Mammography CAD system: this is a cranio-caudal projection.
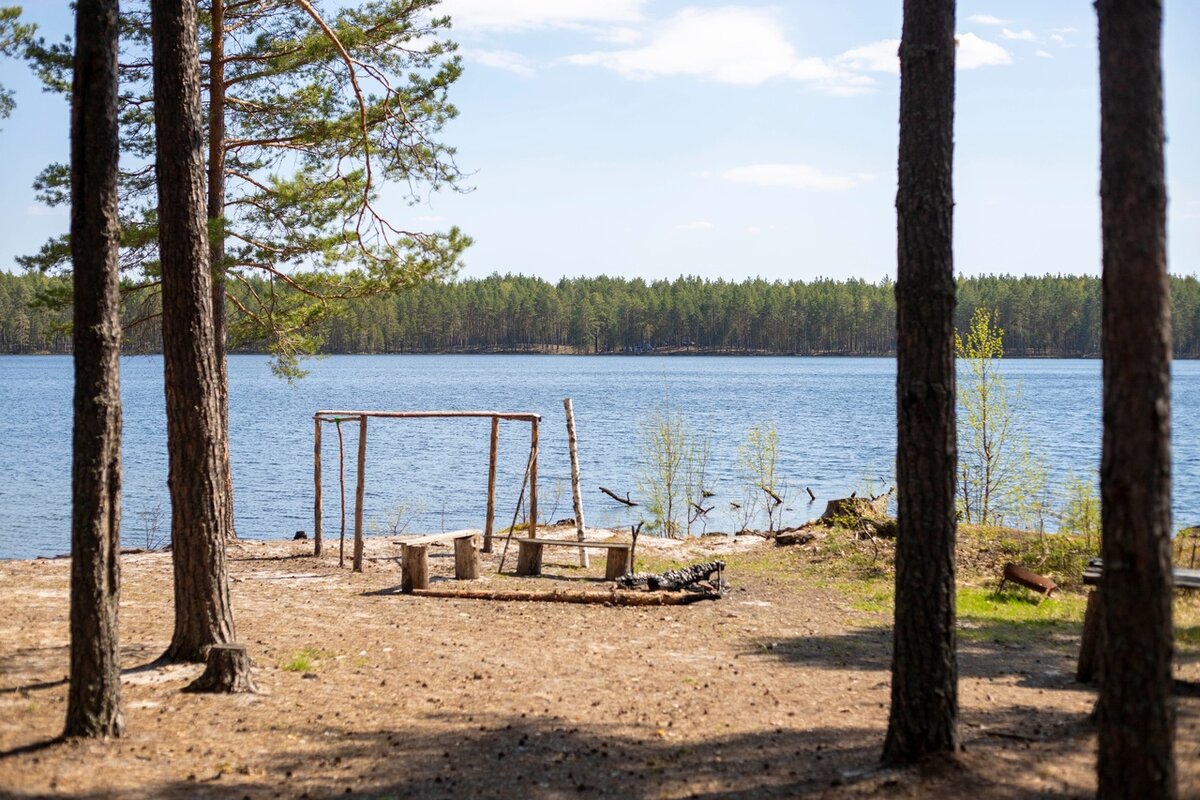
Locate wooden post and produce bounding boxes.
[353,415,367,572]
[313,417,322,556]
[455,534,480,580]
[563,398,589,568]
[604,546,631,581]
[337,419,347,568]
[529,417,539,540]
[1076,589,1102,683]
[484,417,499,553]
[402,544,429,592]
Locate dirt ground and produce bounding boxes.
[1,528,1198,799]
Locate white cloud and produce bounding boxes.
[721,164,873,191]
[595,26,641,45]
[675,220,715,231]
[837,39,899,74]
[835,34,1011,74]
[567,7,872,94]
[1036,50,1053,59]
[440,0,646,31]
[1000,28,1037,42]
[956,33,1012,69]
[746,226,762,235]
[416,214,447,223]
[968,14,1011,26]
[465,49,537,77]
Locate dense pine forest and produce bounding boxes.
[3,270,1200,357]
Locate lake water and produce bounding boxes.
[1,354,1198,559]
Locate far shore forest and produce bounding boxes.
[4,270,1200,358]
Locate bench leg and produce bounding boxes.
[605,547,630,581]
[454,535,480,580]
[1076,589,1101,683]
[516,542,543,576]
[402,544,430,593]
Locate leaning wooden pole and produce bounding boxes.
[563,398,589,567]
[529,417,539,539]
[352,415,368,572]
[483,416,499,553]
[313,417,322,556]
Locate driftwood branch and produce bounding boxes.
[806,487,817,502]
[599,486,639,507]
[761,485,783,506]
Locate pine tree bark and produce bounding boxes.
[1096,1,1176,796]
[65,0,124,739]
[207,0,236,541]
[152,0,237,663]
[883,0,958,765]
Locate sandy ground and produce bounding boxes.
[1,528,1198,799]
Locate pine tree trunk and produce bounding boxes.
[65,0,124,739]
[1096,1,1176,796]
[884,0,958,765]
[208,0,236,541]
[152,0,237,663]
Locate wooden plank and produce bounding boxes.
[397,529,483,547]
[508,538,631,549]
[316,410,541,422]
[1082,558,1198,590]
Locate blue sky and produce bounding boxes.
[1,0,1197,283]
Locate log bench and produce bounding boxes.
[513,538,631,580]
[1076,557,1200,682]
[398,529,481,593]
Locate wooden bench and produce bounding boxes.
[397,529,481,592]
[1076,557,1200,682]
[512,538,632,581]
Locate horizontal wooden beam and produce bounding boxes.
[314,410,540,422]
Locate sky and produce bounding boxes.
[1,0,1198,284]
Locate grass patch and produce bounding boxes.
[282,646,327,673]
[840,578,894,614]
[956,586,1086,644]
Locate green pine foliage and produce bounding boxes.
[18,0,470,372]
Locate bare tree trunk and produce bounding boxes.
[883,0,958,766]
[152,0,237,663]
[207,0,236,540]
[65,0,124,739]
[1096,1,1176,796]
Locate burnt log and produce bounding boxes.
[618,560,725,592]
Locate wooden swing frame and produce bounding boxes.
[312,409,542,571]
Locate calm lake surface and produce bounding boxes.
[1,354,1198,559]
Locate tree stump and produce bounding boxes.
[454,535,480,580]
[515,540,543,576]
[184,643,257,694]
[402,544,429,592]
[604,546,630,580]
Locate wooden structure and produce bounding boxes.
[313,410,541,571]
[1076,557,1200,682]
[513,538,631,581]
[397,529,481,592]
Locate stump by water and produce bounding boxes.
[184,643,258,694]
